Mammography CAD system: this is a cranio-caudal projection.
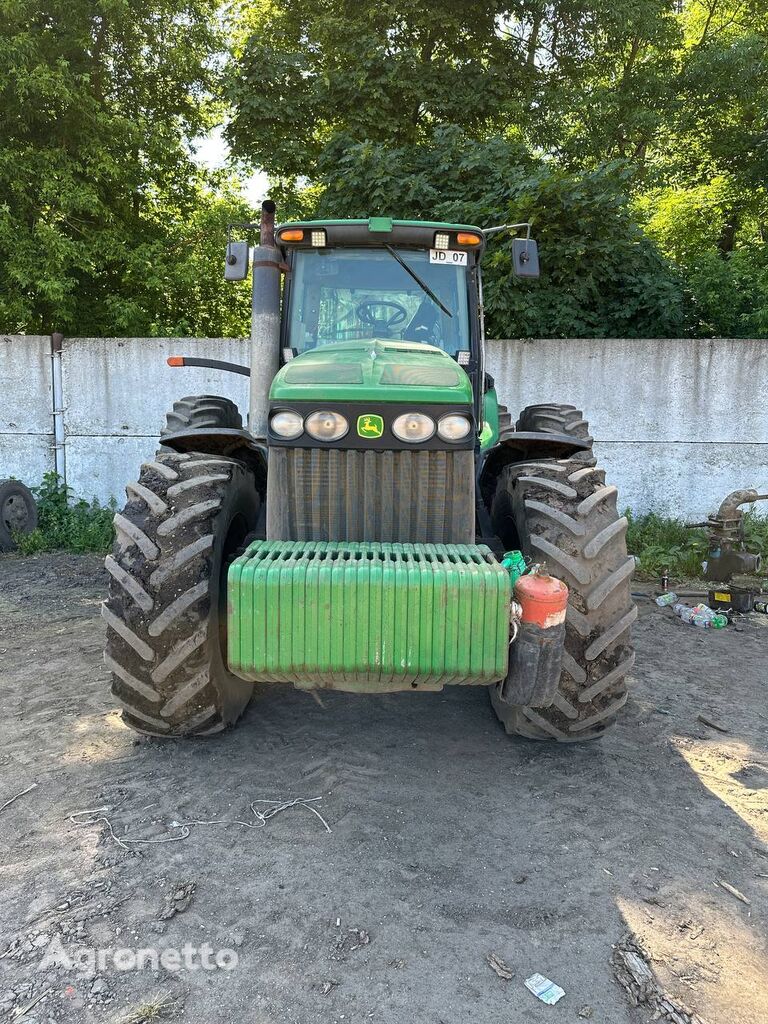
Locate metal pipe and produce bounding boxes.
[50,332,66,485]
[715,488,762,523]
[248,200,281,440]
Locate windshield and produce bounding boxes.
[286,248,470,355]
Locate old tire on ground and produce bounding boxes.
[489,458,636,740]
[0,479,38,551]
[103,451,258,737]
[516,403,595,465]
[160,395,242,440]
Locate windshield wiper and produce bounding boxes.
[383,244,453,319]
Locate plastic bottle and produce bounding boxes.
[673,603,696,623]
[655,592,678,607]
[710,613,728,629]
[755,600,768,614]
[692,604,721,628]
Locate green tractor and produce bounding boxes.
[103,203,635,742]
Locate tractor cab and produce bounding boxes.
[276,219,483,360]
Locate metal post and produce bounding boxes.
[249,200,282,440]
[50,332,66,485]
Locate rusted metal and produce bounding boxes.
[688,488,768,581]
[260,199,276,248]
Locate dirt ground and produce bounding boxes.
[0,553,766,1024]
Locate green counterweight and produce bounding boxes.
[228,541,511,691]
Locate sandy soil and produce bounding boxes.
[0,552,766,1024]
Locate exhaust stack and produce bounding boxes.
[249,200,281,440]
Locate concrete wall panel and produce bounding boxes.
[62,337,249,436]
[0,433,53,488]
[484,338,768,443]
[64,435,160,506]
[0,335,52,434]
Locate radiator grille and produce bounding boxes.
[267,448,475,544]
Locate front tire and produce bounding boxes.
[489,458,636,741]
[103,452,259,737]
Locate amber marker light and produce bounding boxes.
[456,232,482,246]
[279,228,305,242]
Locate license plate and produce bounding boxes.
[429,248,468,266]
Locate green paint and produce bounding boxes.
[480,386,500,450]
[357,414,384,438]
[501,550,527,585]
[368,216,393,232]
[270,339,474,405]
[227,540,510,690]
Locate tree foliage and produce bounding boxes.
[2,1,766,337]
[0,1,254,336]
[228,0,768,338]
[310,130,685,338]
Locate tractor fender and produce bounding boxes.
[478,430,591,503]
[161,427,268,486]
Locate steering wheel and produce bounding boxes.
[356,300,409,332]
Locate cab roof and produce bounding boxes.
[276,218,486,254]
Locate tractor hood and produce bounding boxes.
[269,339,473,405]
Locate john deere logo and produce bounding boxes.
[357,414,384,438]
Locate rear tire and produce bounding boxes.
[516,403,595,466]
[160,395,242,440]
[489,458,636,741]
[497,403,513,436]
[103,452,258,737]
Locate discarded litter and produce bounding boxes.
[486,952,513,980]
[697,714,729,734]
[655,592,678,606]
[68,795,331,849]
[716,879,750,905]
[524,973,565,1005]
[672,603,727,629]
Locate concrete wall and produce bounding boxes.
[0,335,54,487]
[61,337,249,504]
[486,337,768,518]
[1,335,765,518]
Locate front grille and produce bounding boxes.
[266,448,475,544]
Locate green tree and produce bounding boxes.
[0,0,253,336]
[226,0,533,181]
[227,0,766,337]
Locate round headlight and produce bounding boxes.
[270,410,303,439]
[437,414,472,442]
[392,412,435,443]
[305,410,349,441]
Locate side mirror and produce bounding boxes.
[224,241,250,281]
[512,238,539,279]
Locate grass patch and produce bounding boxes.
[113,994,177,1024]
[14,472,115,555]
[625,508,768,580]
